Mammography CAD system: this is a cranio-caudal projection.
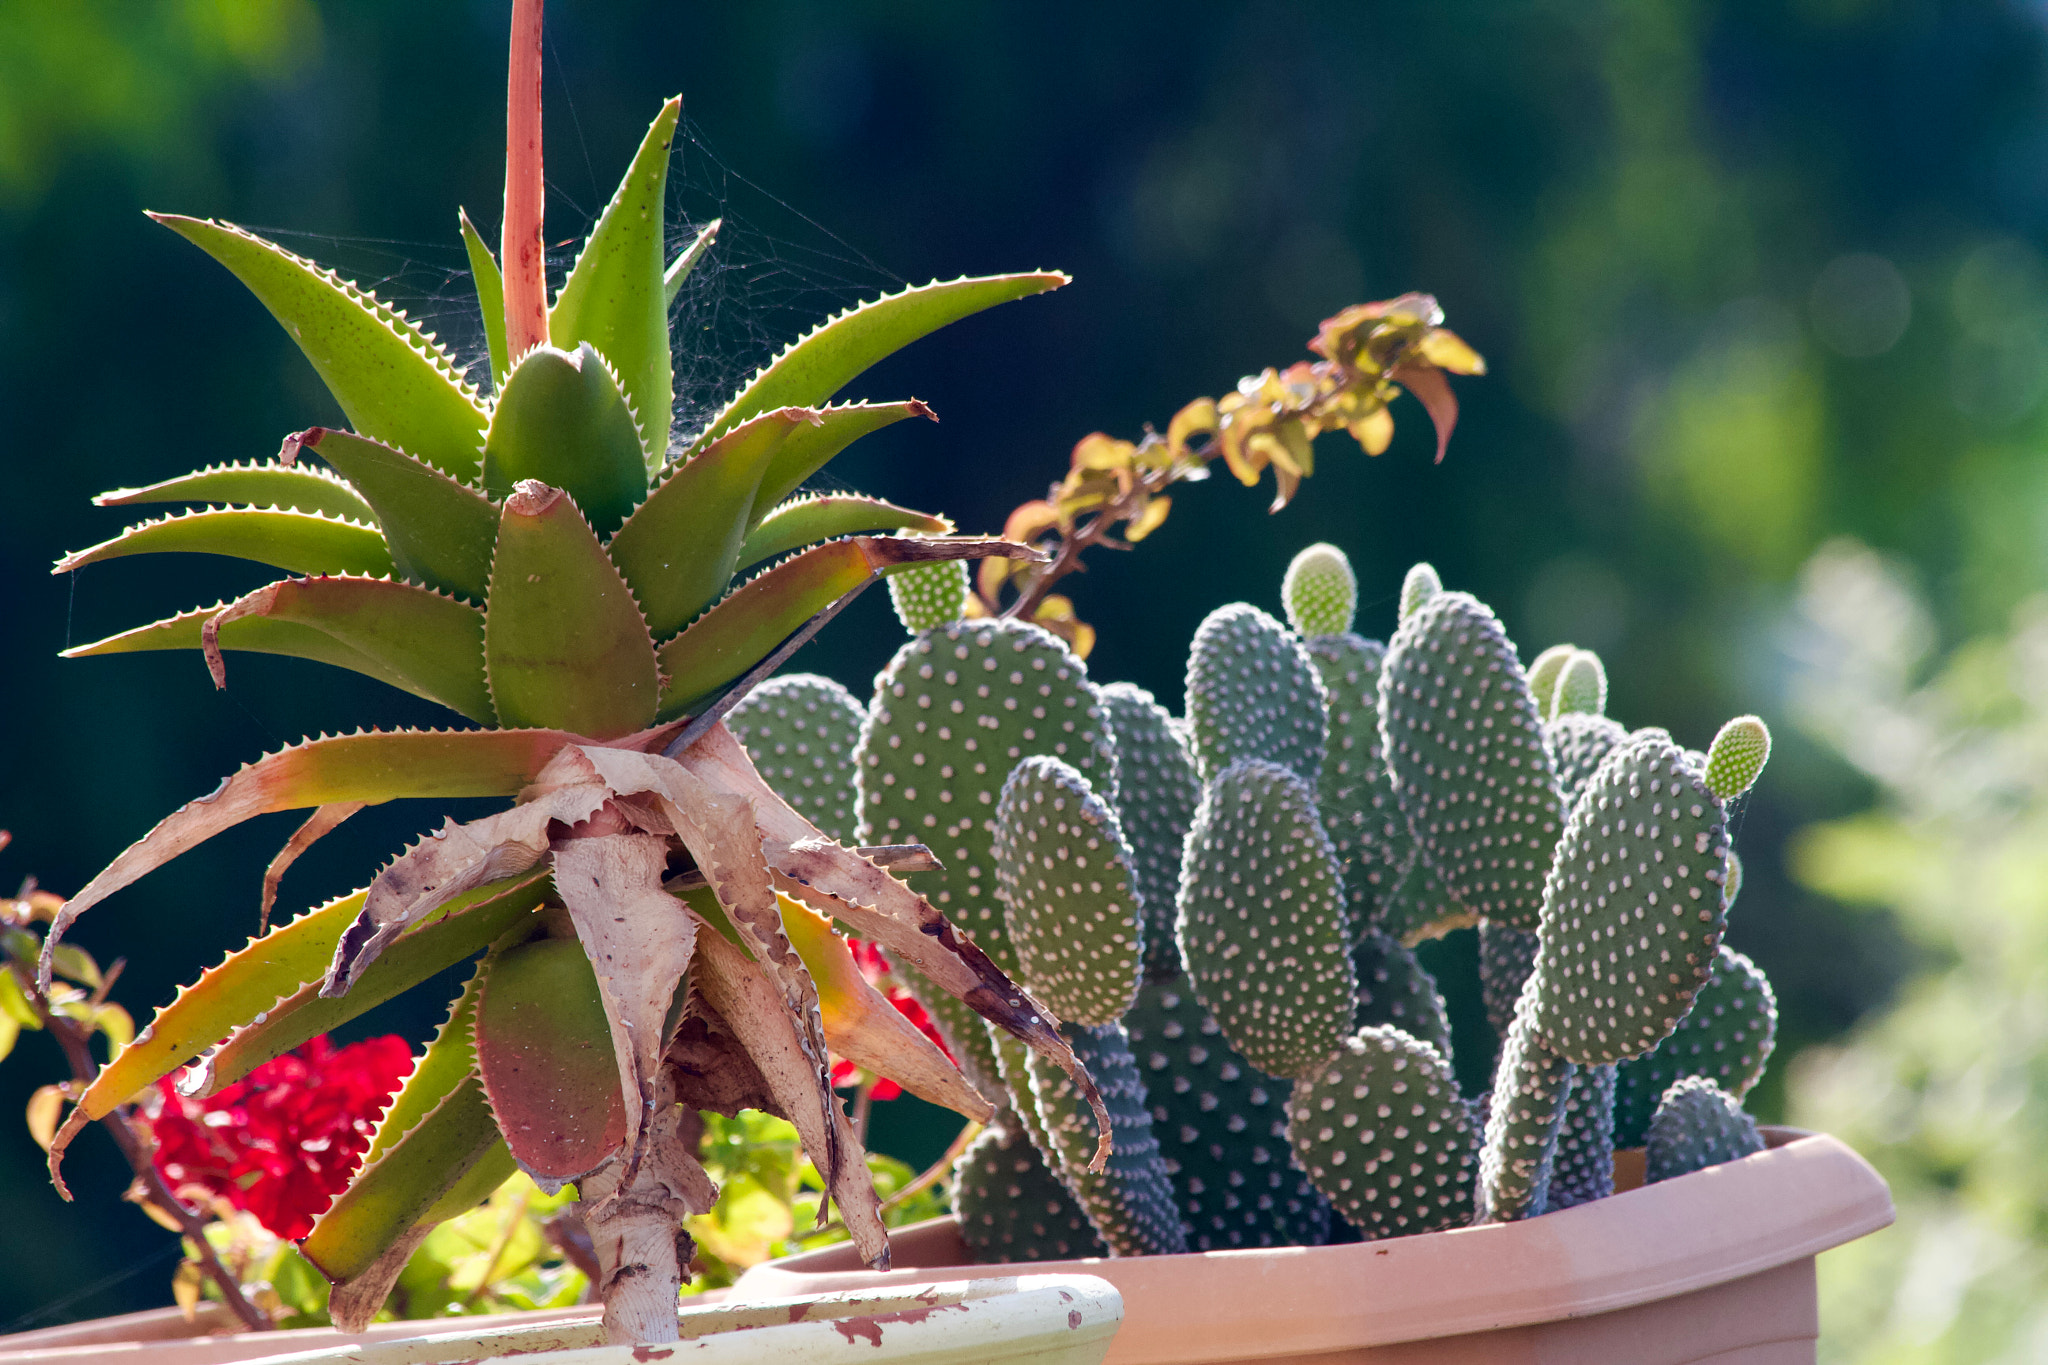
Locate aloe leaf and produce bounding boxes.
[698,272,1067,444]
[548,97,680,466]
[45,728,581,974]
[203,576,491,722]
[474,936,626,1183]
[485,483,660,737]
[54,508,394,579]
[301,1076,506,1284]
[151,215,488,479]
[295,428,499,601]
[737,492,949,572]
[747,400,936,527]
[69,889,370,1123]
[481,344,648,538]
[663,217,721,307]
[96,461,374,524]
[64,600,455,710]
[458,208,509,389]
[606,407,814,639]
[206,876,546,1094]
[654,535,1035,716]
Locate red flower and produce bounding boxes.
[149,1034,413,1241]
[831,940,954,1101]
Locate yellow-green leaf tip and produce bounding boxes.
[1703,715,1771,800]
[1281,542,1357,638]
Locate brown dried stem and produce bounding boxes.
[9,960,271,1333]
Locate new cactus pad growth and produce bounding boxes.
[1644,1077,1765,1182]
[721,540,1780,1260]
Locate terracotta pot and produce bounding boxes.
[730,1128,1894,1365]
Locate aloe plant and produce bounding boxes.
[40,2,1100,1345]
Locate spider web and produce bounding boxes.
[243,111,907,464]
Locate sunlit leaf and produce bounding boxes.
[54,507,394,579]
[736,493,949,573]
[481,345,649,539]
[458,208,509,389]
[296,428,500,602]
[95,461,375,524]
[474,936,625,1183]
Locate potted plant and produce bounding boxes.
[714,528,1893,1362]
[11,0,1129,1356]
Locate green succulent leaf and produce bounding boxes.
[663,218,720,307]
[747,400,938,526]
[698,273,1067,446]
[200,874,549,1093]
[474,936,627,1183]
[482,344,649,540]
[606,407,814,640]
[44,728,586,977]
[737,493,950,572]
[296,427,499,601]
[654,536,1031,718]
[548,97,680,466]
[204,576,491,722]
[64,599,454,711]
[458,207,508,389]
[55,507,394,579]
[95,461,374,524]
[151,214,488,478]
[484,483,660,737]
[301,1075,507,1284]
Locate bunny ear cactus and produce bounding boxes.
[41,7,1097,1345]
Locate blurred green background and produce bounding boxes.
[2,1,2046,1357]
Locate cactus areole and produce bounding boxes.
[44,5,1101,1347]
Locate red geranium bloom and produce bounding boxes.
[830,940,954,1101]
[148,1034,413,1240]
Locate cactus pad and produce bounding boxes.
[1287,1027,1478,1239]
[1530,732,1732,1067]
[1184,603,1327,785]
[1308,634,1414,936]
[1024,1022,1188,1255]
[1612,944,1776,1147]
[1643,1076,1764,1183]
[1477,920,1541,1040]
[1525,644,1574,717]
[954,1121,1107,1263]
[1351,931,1454,1063]
[1551,649,1608,720]
[1282,543,1358,638]
[887,558,970,633]
[1177,760,1355,1081]
[1543,1062,1616,1212]
[1703,715,1772,801]
[1099,682,1201,981]
[1476,992,1577,1222]
[1380,590,1566,931]
[993,756,1143,1026]
[1398,562,1442,620]
[1124,979,1329,1250]
[725,673,866,843]
[1546,712,1630,809]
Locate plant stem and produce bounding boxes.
[502,0,548,361]
[10,962,270,1333]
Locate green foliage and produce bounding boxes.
[1544,1063,1616,1212]
[1184,603,1326,785]
[1308,633,1412,936]
[1281,542,1357,638]
[993,756,1143,1026]
[1023,1022,1186,1255]
[1286,1028,1477,1238]
[887,558,970,633]
[1612,945,1776,1148]
[1476,994,1576,1222]
[1380,587,1564,931]
[953,1121,1104,1263]
[1176,759,1354,1081]
[724,674,866,844]
[1350,931,1453,1062]
[1644,1076,1763,1183]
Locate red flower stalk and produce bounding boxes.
[149,1034,413,1241]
